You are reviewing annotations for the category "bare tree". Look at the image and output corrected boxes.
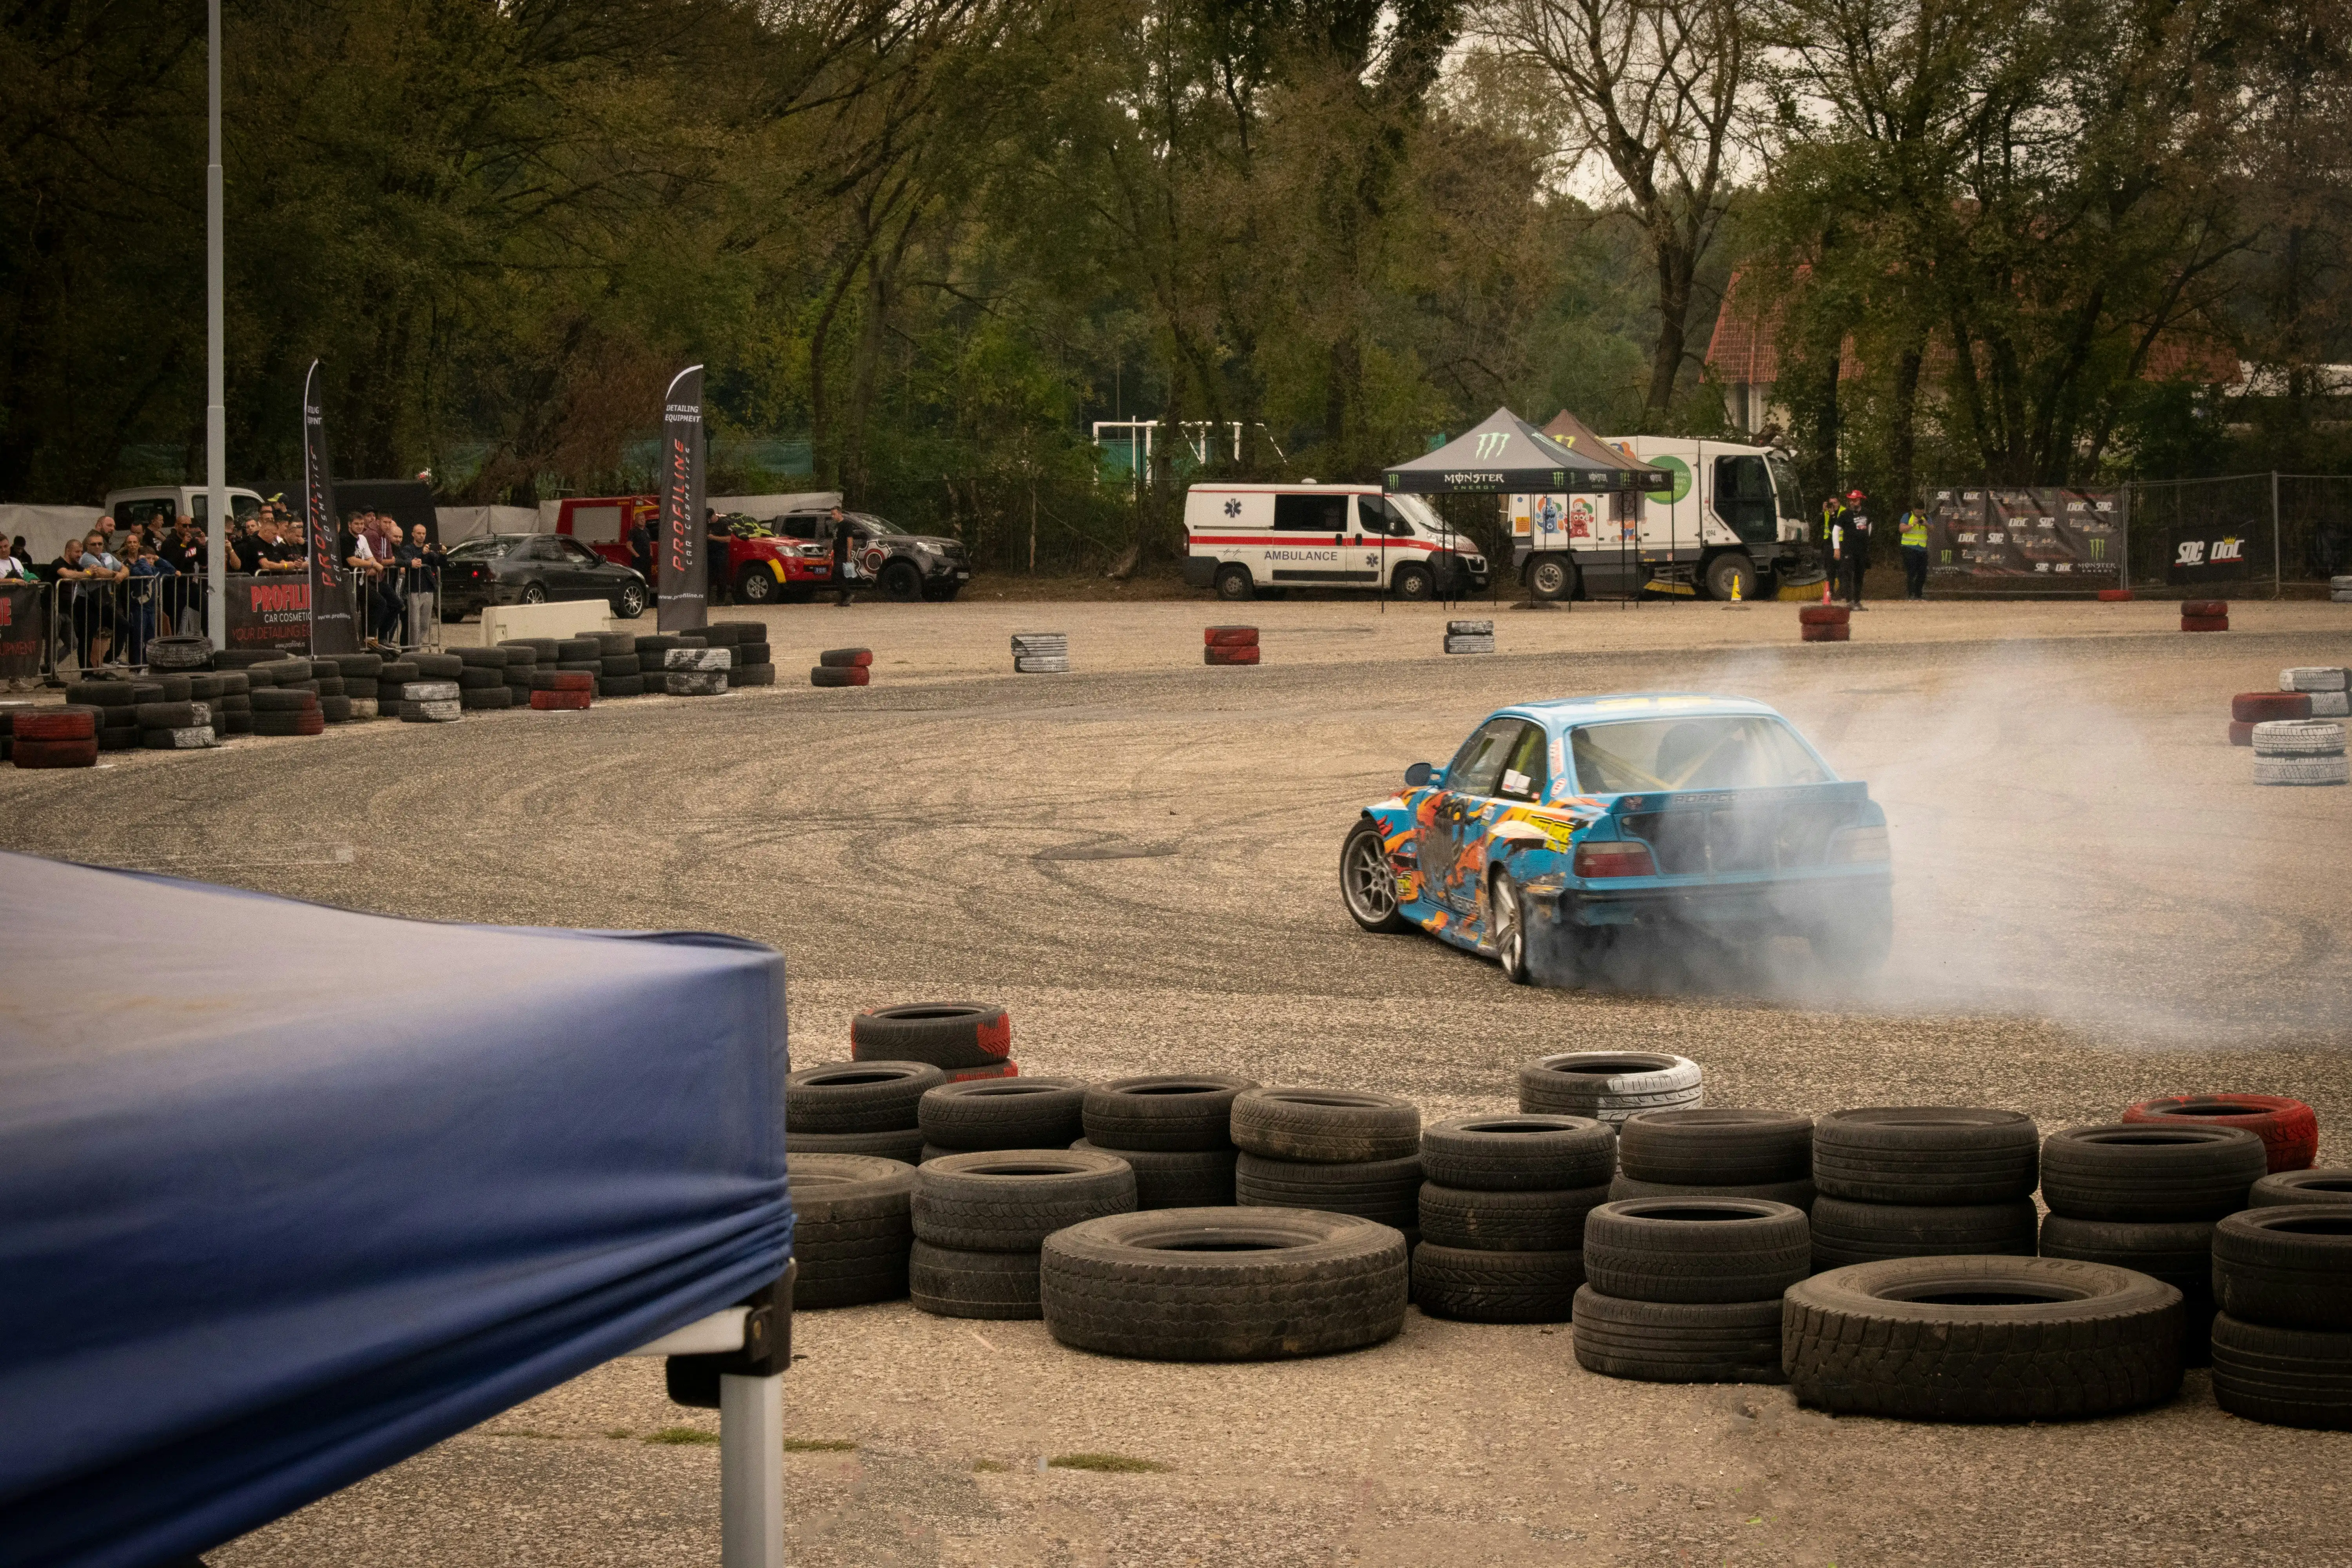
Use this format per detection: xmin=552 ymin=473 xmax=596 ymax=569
xmin=1486 ymin=0 xmax=1750 ymax=414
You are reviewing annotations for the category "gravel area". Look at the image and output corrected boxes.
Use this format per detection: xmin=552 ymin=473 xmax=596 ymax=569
xmin=6 ymin=595 xmax=2349 ymax=1566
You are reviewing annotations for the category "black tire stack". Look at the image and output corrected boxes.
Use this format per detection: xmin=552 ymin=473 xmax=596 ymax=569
xmin=788 ymin=1153 xmax=918 ymax=1308
xmin=919 ymin=1078 xmax=1087 ymax=1163
xmin=135 ymin=695 xmax=216 ymax=751
xmin=328 ymin=653 xmax=381 ymax=719
xmin=67 ymin=680 xmax=140 ymax=752
xmin=454 ymin=646 xmax=514 ymax=710
xmin=2038 ymin=1123 xmax=2268 ymax=1366
xmin=1232 ymin=1088 xmax=1422 ymax=1241
xmin=553 ymin=636 xmax=603 ymax=695
xmin=214 ymin=670 xmax=253 ymax=735
xmin=664 ymin=646 xmax=729 ymax=696
xmin=1612 ymin=1109 xmax=1815 ymax=1208
xmin=249 ymin=660 xmax=325 ymax=737
xmin=147 ymin=633 xmax=212 ymax=671
xmin=1808 ymin=1107 xmax=2039 ymax=1270
xmin=849 ymin=1002 xmax=1016 ymax=1083
xmin=1075 ymin=1076 xmax=1253 ymax=1208
xmin=308 ymin=656 xmax=352 ymax=725
xmin=1412 ymin=1113 xmax=1613 ymax=1323
xmin=1572 ymin=1198 xmax=1809 ymax=1383
xmin=592 ymin=630 xmax=644 ymax=697
xmin=910 ymin=1149 xmax=1135 ymax=1319
xmin=499 ymin=638 xmax=554 ymax=704
xmin=812 ymin=647 xmax=871 ymax=688
xmin=1518 ymin=1051 xmax=1702 ymax=1127
xmin=787 ymin=1059 xmax=942 ymax=1164
xmin=704 ymin=620 xmax=775 ymax=687
xmin=2212 ymin=1187 xmax=2352 ymax=1428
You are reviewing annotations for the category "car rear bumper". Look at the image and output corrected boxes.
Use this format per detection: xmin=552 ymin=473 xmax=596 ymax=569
xmin=1540 ymin=869 xmax=1890 ymax=930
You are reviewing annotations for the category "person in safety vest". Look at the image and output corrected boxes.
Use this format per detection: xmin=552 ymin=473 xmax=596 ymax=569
xmin=1900 ymin=498 xmax=1930 ymax=599
xmin=1840 ymin=488 xmax=1871 ymax=608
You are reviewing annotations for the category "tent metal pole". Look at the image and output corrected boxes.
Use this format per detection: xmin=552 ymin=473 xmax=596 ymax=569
xmin=720 ymin=1372 xmax=786 ymax=1568
xmin=204 ymin=0 xmax=227 ymax=648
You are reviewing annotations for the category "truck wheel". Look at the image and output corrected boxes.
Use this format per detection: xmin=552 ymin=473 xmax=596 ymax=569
xmin=1527 ymin=555 xmax=1575 ymax=603
xmin=1704 ymin=553 xmax=1759 ymax=603
xmin=735 ymin=568 xmax=776 ymax=605
xmin=1391 ymin=564 xmax=1434 ymax=601
xmin=878 ymin=561 xmax=923 ymax=601
xmin=1340 ymin=819 xmax=1412 ymax=934
xmin=1214 ymin=564 xmax=1255 ymax=601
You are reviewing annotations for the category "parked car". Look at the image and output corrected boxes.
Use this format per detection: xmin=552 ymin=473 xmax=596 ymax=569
xmin=1181 ymin=483 xmax=1489 ymax=601
xmin=765 ymin=510 xmax=972 ymax=601
xmin=102 ymin=485 xmax=266 ymax=533
xmin=1340 ymin=695 xmax=1890 ymax=986
xmin=438 ymin=533 xmax=649 ymax=621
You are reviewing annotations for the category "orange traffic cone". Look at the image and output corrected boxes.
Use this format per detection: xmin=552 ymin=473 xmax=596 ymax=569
xmin=1820 ymin=575 xmax=1833 ymax=605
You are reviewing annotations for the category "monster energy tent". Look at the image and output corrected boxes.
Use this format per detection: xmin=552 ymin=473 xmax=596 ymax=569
xmin=0 ymin=854 xmax=793 ymax=1568
xmin=1384 ymin=407 xmax=1671 ymax=495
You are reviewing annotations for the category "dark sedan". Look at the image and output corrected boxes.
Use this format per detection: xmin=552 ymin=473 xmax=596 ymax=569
xmin=439 ymin=534 xmax=650 ymax=621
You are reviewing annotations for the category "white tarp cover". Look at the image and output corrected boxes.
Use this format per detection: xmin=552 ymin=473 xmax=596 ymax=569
xmin=0 ymin=506 xmax=107 ymax=563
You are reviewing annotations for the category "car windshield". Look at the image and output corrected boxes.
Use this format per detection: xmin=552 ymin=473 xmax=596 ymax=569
xmin=447 ymin=537 xmax=514 ymax=559
xmin=852 ymin=512 xmax=905 ymax=535
xmin=1570 ymin=716 xmax=1831 ymax=793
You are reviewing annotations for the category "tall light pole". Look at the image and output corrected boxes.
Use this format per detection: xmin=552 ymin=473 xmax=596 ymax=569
xmin=204 ymin=0 xmax=227 ymax=646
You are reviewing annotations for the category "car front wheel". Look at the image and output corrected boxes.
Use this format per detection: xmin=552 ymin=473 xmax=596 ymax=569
xmin=1490 ymin=867 xmax=1532 ymax=984
xmin=1340 ymin=819 xmax=1413 ymax=934
xmin=1391 ymin=564 xmax=1434 ymax=601
xmin=736 ymin=568 xmax=776 ymax=605
xmin=878 ymin=561 xmax=923 ymax=601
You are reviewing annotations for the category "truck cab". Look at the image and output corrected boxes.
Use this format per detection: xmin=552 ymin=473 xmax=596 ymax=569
xmin=1183 ymin=483 xmax=1490 ymax=601
xmin=1506 ymin=440 xmax=1816 ymax=603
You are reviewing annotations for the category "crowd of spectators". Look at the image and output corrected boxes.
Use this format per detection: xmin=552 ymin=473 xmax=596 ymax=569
xmin=7 ymin=502 xmax=448 ymax=679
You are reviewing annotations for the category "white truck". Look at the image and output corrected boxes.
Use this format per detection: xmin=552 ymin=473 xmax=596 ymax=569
xmin=1182 ymin=483 xmax=1491 ymax=601
xmin=1504 ymin=438 xmax=1817 ymax=603
xmin=102 ymin=484 xmax=267 ymax=534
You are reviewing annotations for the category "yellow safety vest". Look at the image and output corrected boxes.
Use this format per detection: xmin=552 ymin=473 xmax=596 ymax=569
xmin=1900 ymin=510 xmax=1927 ymax=548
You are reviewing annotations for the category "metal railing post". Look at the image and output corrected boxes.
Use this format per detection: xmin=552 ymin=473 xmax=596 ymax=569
xmin=2271 ymin=470 xmax=2283 ymax=597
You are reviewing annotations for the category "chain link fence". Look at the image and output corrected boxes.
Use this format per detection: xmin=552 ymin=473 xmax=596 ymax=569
xmin=2121 ymin=472 xmax=2352 ymax=594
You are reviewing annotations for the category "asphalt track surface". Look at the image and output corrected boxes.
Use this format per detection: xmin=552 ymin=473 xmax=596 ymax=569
xmin=7 ymin=596 xmax=2350 ymax=1566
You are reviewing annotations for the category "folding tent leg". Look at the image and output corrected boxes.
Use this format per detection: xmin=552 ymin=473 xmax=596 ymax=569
xmin=719 ymin=1371 xmax=784 ymax=1568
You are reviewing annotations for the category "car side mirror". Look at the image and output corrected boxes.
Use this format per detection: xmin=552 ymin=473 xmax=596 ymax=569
xmin=1404 ymin=761 xmax=1436 ymax=788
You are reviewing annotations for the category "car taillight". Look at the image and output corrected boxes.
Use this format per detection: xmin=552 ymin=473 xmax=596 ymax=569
xmin=1573 ymin=840 xmax=1656 ymax=878
xmin=1828 ymin=825 xmax=1890 ymax=863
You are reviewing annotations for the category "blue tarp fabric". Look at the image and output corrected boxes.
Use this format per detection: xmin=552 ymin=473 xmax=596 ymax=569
xmin=0 ymin=853 xmax=793 ymax=1568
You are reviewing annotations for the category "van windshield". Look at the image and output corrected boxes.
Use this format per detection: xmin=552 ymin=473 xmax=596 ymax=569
xmin=1388 ymin=495 xmax=1443 ymax=535
xmin=1570 ymin=716 xmax=1831 ymax=793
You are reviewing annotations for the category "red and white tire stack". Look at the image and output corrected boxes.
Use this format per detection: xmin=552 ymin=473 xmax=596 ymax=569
xmin=812 ymin=648 xmax=872 ymax=687
xmin=529 ymin=669 xmax=593 ymax=711
xmin=1798 ymin=603 xmax=1850 ymax=643
xmin=2182 ymin=597 xmax=2229 ymax=632
xmin=1204 ymin=626 xmax=1259 ymax=666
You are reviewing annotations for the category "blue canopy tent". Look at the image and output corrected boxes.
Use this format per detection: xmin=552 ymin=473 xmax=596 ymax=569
xmin=0 ymin=853 xmax=794 ymax=1568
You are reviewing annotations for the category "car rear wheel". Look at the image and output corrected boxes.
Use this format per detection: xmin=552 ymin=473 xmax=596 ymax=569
xmin=612 ymin=583 xmax=647 ymax=619
xmin=878 ymin=561 xmax=923 ymax=602
xmin=1491 ymin=868 xmax=1532 ymax=985
xmin=1214 ymin=564 xmax=1255 ymax=601
xmin=520 ymin=583 xmax=547 ymax=604
xmin=1340 ymin=820 xmax=1412 ymax=934
xmin=736 ymin=567 xmax=776 ymax=605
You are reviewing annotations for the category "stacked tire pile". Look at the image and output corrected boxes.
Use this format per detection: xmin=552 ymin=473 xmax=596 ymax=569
xmin=1012 ymin=631 xmax=1068 ymax=674
xmin=1612 ymin=1108 xmax=1815 ymax=1209
xmin=2334 ymin=575 xmax=2352 ymax=604
xmin=1573 ymin=1197 xmax=1810 ymax=1384
xmin=849 ymin=1002 xmax=1016 ymax=1083
xmin=137 ymin=690 xmax=218 ymax=751
xmin=551 ymin=637 xmax=606 ymax=695
xmin=2211 ymin=1194 xmax=2352 ymax=1429
xmin=787 ymin=1059 xmax=941 ymax=1164
xmin=1444 ymin=619 xmax=1494 ymax=655
xmin=1518 ymin=1051 xmax=1702 ymax=1126
xmin=1075 ymin=1077 xmax=1250 ymax=1207
xmin=1204 ymin=626 xmax=1259 ymax=666
xmin=491 ymin=642 xmax=538 ymax=706
xmin=1808 ymin=1107 xmax=2039 ymax=1270
xmin=248 ymin=660 xmax=325 ymax=737
xmin=630 ymin=633 xmax=700 ymax=695
xmin=2037 ymin=1122 xmax=2269 ymax=1364
xmin=2226 ymin=688 xmax=2305 ymax=746
xmin=664 ymin=644 xmax=730 ymax=697
xmin=1232 ymin=1088 xmax=1422 ymax=1241
xmin=910 ymin=1147 xmax=1135 ymax=1320
xmin=0 ymin=701 xmax=31 ymax=763
xmin=786 ymin=1152 xmax=916 ymax=1308
xmin=2250 ymin=719 xmax=2347 ymax=786
xmin=704 ymin=621 xmax=775 ymax=687
xmin=66 ymin=680 xmax=142 ymax=752
xmin=1412 ymin=1113 xmax=1612 ymax=1323
xmin=812 ymin=647 xmax=871 ymax=687
xmin=147 ymin=634 xmax=211 ymax=672
xmin=529 ymin=665 xmax=592 ymax=711
xmin=325 ymin=653 xmax=379 ymax=719
xmin=2183 ymin=597 xmax=2228 ymax=632
xmin=2282 ymin=665 xmax=2350 ymax=719
xmin=1041 ymin=1207 xmax=1409 ymax=1361
xmin=587 ymin=630 xmax=642 ymax=697
xmin=2124 ymin=1092 xmax=2319 ymax=1172
xmin=395 ymin=651 xmax=464 ymax=725
xmin=453 ymin=646 xmax=514 ymax=711
xmin=12 ymin=705 xmax=99 ymax=768
xmin=1798 ymin=603 xmax=1850 ymax=643
xmin=214 ymin=669 xmax=254 ymax=733
xmin=919 ymin=1077 xmax=1087 ymax=1163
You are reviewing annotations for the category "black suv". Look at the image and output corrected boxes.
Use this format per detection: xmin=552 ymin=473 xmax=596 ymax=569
xmin=774 ymin=510 xmax=971 ymax=602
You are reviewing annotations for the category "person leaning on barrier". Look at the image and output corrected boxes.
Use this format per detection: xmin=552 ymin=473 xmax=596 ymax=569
xmin=45 ymin=537 xmax=101 ymax=668
xmin=343 ymin=514 xmax=390 ymax=649
xmin=125 ymin=541 xmax=173 ymax=664
xmin=255 ymin=516 xmax=303 ymax=573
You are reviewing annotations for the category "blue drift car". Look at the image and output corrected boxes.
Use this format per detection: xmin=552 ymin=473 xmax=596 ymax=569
xmin=1340 ymin=695 xmax=1892 ymax=986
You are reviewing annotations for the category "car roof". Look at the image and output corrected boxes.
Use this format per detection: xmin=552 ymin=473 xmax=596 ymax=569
xmin=1499 ymin=694 xmax=1785 ymax=727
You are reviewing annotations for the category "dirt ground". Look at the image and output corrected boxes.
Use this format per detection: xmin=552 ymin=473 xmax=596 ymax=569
xmin=7 ymin=593 xmax=2351 ymax=1567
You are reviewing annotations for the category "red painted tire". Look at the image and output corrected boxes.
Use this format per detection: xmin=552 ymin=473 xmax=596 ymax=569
xmin=2234 ymin=693 xmax=2310 ymax=722
xmin=942 ymin=1060 xmax=1020 ymax=1083
xmin=528 ymin=670 xmax=594 ymax=691
xmin=1798 ymin=605 xmax=1851 ymax=626
xmin=16 ymin=710 xmax=97 ymax=742
xmin=2098 ymin=588 xmax=2134 ymax=603
xmin=2229 ymin=720 xmax=2256 ymax=746
xmin=2123 ymin=1095 xmax=2318 ymax=1173
xmin=2182 ymin=614 xmax=2229 ymax=632
xmin=811 ymin=665 xmax=871 ymax=686
xmin=14 ymin=739 xmax=98 ymax=768
xmin=851 ymin=1002 xmax=1013 ymax=1069
xmin=2182 ymin=599 xmax=2229 ymax=617
xmin=1204 ymin=626 xmax=1259 ymax=647
xmin=529 ymin=690 xmax=592 ymax=710
xmin=1204 ymin=645 xmax=1261 ymax=665
xmin=818 ymin=648 xmax=874 ymax=668
xmin=1800 ymin=623 xmax=1851 ymax=642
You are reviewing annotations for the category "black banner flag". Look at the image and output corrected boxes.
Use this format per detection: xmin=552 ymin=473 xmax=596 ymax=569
xmin=656 ymin=364 xmax=708 ymax=632
xmin=302 ymin=360 xmax=360 ymax=655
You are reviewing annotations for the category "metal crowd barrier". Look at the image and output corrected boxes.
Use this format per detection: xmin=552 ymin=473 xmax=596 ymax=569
xmin=7 ymin=577 xmax=215 ymax=682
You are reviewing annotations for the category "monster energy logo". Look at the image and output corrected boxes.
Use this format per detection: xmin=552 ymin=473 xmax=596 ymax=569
xmin=1474 ymin=432 xmax=1510 ymax=459
xmin=2088 ymin=537 xmax=2105 ymax=560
